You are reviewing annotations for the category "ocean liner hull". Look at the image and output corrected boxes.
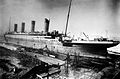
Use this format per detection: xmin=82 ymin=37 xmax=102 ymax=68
xmin=4 ymin=34 xmax=119 ymax=56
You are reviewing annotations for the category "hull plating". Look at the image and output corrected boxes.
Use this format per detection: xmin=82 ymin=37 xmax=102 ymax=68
xmin=5 ymin=34 xmax=119 ymax=56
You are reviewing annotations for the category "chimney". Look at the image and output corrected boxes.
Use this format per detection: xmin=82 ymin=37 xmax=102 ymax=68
xmin=44 ymin=18 xmax=50 ymax=33
xmin=21 ymin=22 xmax=25 ymax=33
xmin=31 ymin=21 xmax=35 ymax=32
xmin=14 ymin=24 xmax=18 ymax=32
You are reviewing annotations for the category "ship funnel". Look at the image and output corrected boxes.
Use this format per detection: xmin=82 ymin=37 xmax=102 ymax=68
xmin=14 ymin=24 xmax=18 ymax=32
xmin=31 ymin=20 xmax=35 ymax=32
xmin=44 ymin=18 xmax=50 ymax=33
xmin=21 ymin=22 xmax=25 ymax=33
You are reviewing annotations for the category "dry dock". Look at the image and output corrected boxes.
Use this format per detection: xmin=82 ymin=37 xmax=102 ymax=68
xmin=27 ymin=52 xmax=65 ymax=65
xmin=0 ymin=42 xmax=120 ymax=79
xmin=0 ymin=42 xmax=65 ymax=66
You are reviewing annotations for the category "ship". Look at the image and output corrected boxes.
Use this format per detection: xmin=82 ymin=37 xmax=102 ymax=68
xmin=3 ymin=0 xmax=119 ymax=57
xmin=3 ymin=18 xmax=119 ymax=56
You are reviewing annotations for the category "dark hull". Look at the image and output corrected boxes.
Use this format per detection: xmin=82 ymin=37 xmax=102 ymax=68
xmin=4 ymin=34 xmax=119 ymax=57
xmin=62 ymin=41 xmax=119 ymax=56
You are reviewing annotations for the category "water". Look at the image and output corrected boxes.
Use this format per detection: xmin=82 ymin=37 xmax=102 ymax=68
xmin=59 ymin=67 xmax=97 ymax=79
xmin=0 ymin=36 xmax=120 ymax=79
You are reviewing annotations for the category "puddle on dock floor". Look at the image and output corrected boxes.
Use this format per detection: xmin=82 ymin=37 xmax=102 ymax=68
xmin=0 ymin=42 xmax=120 ymax=79
xmin=58 ymin=67 xmax=97 ymax=79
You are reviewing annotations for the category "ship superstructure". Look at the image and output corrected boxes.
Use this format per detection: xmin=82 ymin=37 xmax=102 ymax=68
xmin=4 ymin=18 xmax=119 ymax=56
xmin=4 ymin=0 xmax=119 ymax=56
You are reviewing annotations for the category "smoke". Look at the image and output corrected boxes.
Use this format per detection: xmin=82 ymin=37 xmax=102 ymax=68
xmin=0 ymin=0 xmax=120 ymax=38
xmin=40 ymin=0 xmax=69 ymax=9
xmin=110 ymin=0 xmax=120 ymax=12
xmin=0 ymin=0 xmax=51 ymax=33
xmin=107 ymin=0 xmax=120 ymax=36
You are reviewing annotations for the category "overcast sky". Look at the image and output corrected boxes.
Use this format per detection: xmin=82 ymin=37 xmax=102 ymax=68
xmin=0 ymin=0 xmax=120 ymax=38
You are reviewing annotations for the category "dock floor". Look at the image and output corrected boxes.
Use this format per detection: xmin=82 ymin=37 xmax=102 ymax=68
xmin=26 ymin=52 xmax=65 ymax=66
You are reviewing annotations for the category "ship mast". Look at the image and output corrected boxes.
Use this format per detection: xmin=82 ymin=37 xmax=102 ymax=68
xmin=65 ymin=0 xmax=72 ymax=36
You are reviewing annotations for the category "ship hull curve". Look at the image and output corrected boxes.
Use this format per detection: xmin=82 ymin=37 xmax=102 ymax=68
xmin=4 ymin=35 xmax=119 ymax=56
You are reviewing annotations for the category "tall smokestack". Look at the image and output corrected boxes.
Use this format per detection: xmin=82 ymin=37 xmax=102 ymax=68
xmin=44 ymin=18 xmax=50 ymax=33
xmin=14 ymin=24 xmax=18 ymax=32
xmin=31 ymin=21 xmax=35 ymax=32
xmin=21 ymin=22 xmax=25 ymax=33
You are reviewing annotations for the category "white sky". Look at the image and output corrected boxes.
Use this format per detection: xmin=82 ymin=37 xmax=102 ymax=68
xmin=0 ymin=0 xmax=120 ymax=38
